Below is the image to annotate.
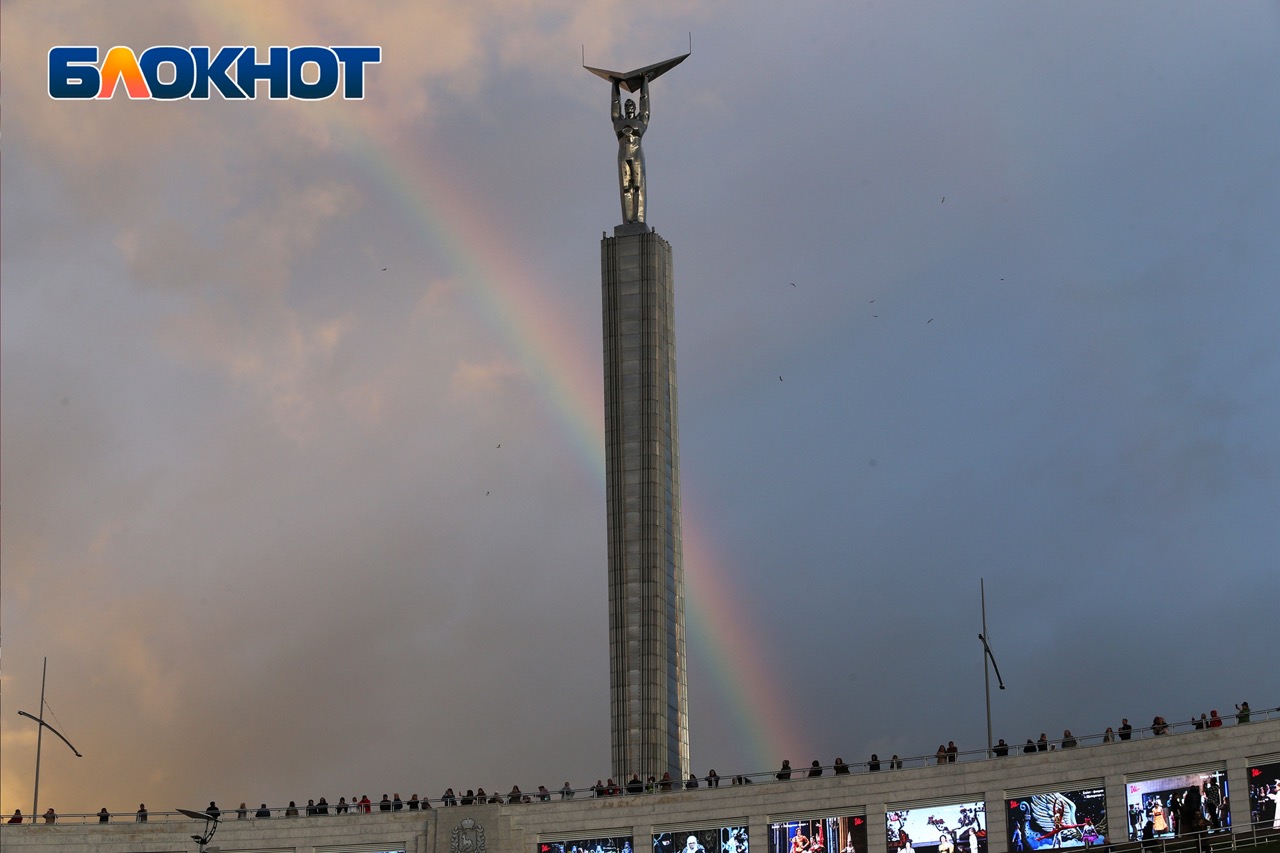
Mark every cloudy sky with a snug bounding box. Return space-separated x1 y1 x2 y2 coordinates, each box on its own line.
3 0 1278 817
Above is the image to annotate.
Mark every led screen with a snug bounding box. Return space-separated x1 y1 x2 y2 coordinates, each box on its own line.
886 801 986 853
1006 787 1106 850
1124 769 1229 840
1246 760 1280 831
768 814 867 853
541 837 634 853
654 826 749 853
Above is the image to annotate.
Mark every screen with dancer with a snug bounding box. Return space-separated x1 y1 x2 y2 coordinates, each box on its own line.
1124 769 1229 841
654 826 749 853
768 814 867 853
1246 761 1280 831
886 801 986 853
1006 786 1106 851
541 837 635 853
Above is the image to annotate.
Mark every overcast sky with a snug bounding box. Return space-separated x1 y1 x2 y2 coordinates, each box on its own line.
3 0 1278 817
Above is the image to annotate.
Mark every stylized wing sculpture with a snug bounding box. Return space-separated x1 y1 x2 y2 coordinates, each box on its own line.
584 53 690 92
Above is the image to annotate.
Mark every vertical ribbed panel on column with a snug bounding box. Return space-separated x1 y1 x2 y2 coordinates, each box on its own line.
601 229 689 784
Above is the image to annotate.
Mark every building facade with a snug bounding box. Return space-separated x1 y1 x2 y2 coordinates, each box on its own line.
5 719 1278 853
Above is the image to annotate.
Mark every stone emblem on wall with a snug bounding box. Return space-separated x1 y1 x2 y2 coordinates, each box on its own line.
451 818 487 853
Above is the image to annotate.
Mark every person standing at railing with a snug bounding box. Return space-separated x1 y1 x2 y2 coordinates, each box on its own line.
43 808 57 824
98 808 111 823
136 805 147 823
7 810 22 824
1236 701 1251 723
1119 719 1133 740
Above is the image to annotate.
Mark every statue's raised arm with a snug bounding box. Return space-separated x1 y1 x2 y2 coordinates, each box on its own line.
584 52 688 226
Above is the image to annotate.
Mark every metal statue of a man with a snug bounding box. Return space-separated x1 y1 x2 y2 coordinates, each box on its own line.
584 52 689 226
612 77 649 224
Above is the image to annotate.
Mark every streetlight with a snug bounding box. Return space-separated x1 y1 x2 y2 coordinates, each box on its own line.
18 658 82 820
978 579 1006 758
177 808 221 853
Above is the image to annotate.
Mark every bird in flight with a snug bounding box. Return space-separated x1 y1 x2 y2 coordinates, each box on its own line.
381 267 388 271
790 282 796 287
928 318 933 324
779 375 783 381
941 197 945 203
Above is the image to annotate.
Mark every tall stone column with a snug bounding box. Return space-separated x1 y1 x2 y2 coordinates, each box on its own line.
601 224 689 783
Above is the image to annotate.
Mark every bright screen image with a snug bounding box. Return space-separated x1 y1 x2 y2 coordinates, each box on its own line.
1124 769 1229 840
541 837 635 853
654 827 749 853
1246 761 1280 831
886 801 986 853
768 814 867 853
1006 787 1106 850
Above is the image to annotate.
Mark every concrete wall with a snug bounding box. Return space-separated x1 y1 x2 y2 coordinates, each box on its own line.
3 720 1277 853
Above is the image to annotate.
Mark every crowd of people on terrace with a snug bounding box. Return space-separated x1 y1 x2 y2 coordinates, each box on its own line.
4 701 1262 824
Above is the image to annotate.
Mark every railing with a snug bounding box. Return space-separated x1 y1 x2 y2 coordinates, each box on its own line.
1107 820 1280 853
3 706 1275 824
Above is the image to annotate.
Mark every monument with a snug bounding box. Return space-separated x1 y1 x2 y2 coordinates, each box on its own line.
585 51 690 782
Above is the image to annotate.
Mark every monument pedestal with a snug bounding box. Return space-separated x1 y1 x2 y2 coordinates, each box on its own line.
601 227 689 782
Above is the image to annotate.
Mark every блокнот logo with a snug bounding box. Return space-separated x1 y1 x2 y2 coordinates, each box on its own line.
49 46 381 100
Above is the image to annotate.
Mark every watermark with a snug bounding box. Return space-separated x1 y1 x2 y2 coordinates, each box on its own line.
49 45 381 100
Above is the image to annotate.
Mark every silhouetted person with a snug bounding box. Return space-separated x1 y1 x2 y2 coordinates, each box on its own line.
98 808 111 823
868 754 881 772
1119 719 1133 740
834 757 851 774
777 760 792 780
809 760 823 777
256 804 271 818
994 739 1009 756
136 805 148 823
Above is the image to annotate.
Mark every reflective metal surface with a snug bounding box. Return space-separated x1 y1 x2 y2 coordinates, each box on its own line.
584 53 688 224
